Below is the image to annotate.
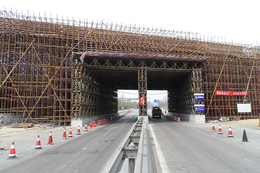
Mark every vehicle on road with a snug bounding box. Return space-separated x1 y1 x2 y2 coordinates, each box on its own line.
152 107 162 118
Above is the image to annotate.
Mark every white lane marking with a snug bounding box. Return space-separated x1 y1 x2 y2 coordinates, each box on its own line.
149 124 170 173
244 158 251 162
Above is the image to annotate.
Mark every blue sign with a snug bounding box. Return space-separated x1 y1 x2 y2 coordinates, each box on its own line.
194 104 205 111
154 100 159 103
194 93 204 100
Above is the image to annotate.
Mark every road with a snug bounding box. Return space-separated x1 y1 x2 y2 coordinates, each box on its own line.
2 108 260 173
149 115 260 173
0 110 138 173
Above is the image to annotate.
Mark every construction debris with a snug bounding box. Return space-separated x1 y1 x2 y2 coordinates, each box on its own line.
0 147 7 150
10 123 34 128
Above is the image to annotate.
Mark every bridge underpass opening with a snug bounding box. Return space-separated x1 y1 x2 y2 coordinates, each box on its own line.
117 89 168 113
73 52 204 120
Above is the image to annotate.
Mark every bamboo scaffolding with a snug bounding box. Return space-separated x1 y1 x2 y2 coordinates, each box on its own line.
0 9 259 124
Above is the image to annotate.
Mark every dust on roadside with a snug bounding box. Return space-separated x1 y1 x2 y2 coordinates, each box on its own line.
0 123 52 137
219 119 260 129
0 123 54 154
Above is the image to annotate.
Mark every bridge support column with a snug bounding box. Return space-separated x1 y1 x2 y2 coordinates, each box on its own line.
192 68 204 115
138 67 147 116
192 68 203 94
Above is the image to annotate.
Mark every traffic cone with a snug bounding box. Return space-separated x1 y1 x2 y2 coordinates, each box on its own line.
68 127 72 137
35 135 41 149
97 120 101 126
178 117 180 123
47 131 54 145
228 126 233 137
242 129 249 142
92 121 96 127
9 142 16 158
218 125 222 134
84 123 88 131
212 123 216 132
101 119 103 125
76 125 81 135
111 117 113 121
62 128 67 139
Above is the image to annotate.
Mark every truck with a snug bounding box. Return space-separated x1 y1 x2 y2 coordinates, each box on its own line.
152 107 162 118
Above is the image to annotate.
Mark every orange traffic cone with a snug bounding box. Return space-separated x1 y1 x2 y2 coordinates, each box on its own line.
228 126 233 137
62 128 67 139
212 123 216 132
111 117 113 121
35 135 41 149
97 120 101 126
178 117 180 123
47 131 54 145
77 125 81 135
101 119 103 125
84 123 88 131
9 142 16 158
218 125 223 134
92 121 96 127
68 127 72 137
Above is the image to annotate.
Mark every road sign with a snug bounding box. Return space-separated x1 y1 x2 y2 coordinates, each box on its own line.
154 99 159 103
194 104 205 111
237 103 251 113
194 93 204 100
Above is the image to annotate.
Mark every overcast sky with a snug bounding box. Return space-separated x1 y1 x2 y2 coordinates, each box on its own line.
118 90 167 102
2 0 260 45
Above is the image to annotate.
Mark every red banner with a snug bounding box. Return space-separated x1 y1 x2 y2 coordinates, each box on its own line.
215 90 248 96
139 94 145 105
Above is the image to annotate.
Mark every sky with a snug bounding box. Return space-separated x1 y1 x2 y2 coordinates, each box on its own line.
1 0 260 46
118 90 168 103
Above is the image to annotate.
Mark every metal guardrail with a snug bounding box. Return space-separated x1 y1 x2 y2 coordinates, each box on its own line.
134 118 153 173
106 116 152 173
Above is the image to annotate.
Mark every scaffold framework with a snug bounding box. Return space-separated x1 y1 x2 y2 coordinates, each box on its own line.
0 9 259 125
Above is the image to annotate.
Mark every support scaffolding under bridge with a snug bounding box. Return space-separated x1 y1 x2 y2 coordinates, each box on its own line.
0 10 259 125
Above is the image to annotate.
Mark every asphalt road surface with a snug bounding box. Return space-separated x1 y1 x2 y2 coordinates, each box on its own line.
1 110 138 173
2 109 260 173
149 115 260 173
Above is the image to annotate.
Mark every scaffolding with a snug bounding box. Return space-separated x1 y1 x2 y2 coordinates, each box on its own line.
0 10 259 125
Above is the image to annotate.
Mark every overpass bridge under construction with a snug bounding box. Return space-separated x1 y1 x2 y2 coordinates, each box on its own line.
0 10 259 125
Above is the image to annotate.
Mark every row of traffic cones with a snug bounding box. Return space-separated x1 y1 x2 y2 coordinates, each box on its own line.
9 126 81 158
8 115 125 158
166 115 181 122
212 123 248 142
